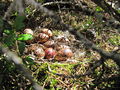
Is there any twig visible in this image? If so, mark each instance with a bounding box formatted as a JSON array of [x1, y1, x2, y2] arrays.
[[90, 75, 120, 89], [43, 1, 120, 31], [42, 1, 72, 7], [3, 0, 25, 20], [74, 2, 120, 31], [0, 42, 43, 90], [3, 0, 16, 20], [84, 57, 105, 75], [90, 58, 106, 89], [91, 0, 120, 22], [47, 57, 106, 78]]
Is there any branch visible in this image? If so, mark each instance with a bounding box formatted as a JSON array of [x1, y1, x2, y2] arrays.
[[3, 0, 16, 20], [42, 1, 120, 31], [43, 1, 120, 32], [42, 1, 72, 7], [3, 0, 25, 20], [0, 43, 43, 90], [91, 0, 120, 22], [90, 75, 120, 89], [74, 2, 120, 31]]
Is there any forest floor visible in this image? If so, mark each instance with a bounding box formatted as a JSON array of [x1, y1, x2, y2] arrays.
[[0, 0, 120, 90]]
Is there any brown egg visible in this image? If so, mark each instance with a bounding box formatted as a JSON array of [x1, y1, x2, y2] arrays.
[[23, 28, 34, 35], [25, 44, 46, 59], [41, 28, 53, 37], [43, 40, 55, 48], [55, 44, 70, 51], [56, 35, 70, 43], [36, 33, 49, 43], [34, 47, 45, 59], [45, 48, 56, 60], [55, 48, 73, 61]]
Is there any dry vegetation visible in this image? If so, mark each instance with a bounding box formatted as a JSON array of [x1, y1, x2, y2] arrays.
[[0, 0, 120, 90]]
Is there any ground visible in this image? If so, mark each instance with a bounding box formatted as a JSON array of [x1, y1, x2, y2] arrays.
[[0, 0, 120, 89]]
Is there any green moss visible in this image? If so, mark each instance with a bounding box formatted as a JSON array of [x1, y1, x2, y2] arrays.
[[52, 30, 63, 36], [108, 35, 120, 46]]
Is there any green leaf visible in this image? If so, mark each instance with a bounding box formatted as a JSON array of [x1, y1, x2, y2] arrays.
[[108, 36, 120, 45], [23, 56, 35, 65], [12, 12, 18, 16], [56, 88, 62, 90], [0, 17, 3, 28], [17, 34, 33, 41], [3, 33, 16, 47], [25, 6, 32, 14], [95, 6, 103, 12], [37, 0, 44, 3], [18, 42, 26, 54], [13, 16, 25, 30], [3, 29, 14, 35], [117, 9, 120, 14], [51, 78, 58, 86]]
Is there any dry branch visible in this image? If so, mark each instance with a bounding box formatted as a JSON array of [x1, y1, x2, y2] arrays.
[[0, 43, 43, 90], [42, 1, 72, 7], [91, 0, 120, 22], [3, 0, 24, 19], [2, 0, 120, 79]]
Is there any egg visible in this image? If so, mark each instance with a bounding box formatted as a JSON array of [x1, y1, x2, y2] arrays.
[[55, 44, 70, 51], [23, 28, 34, 35], [40, 28, 53, 37], [45, 48, 56, 60], [43, 40, 55, 48], [55, 48, 73, 61], [36, 33, 49, 43], [34, 47, 45, 59]]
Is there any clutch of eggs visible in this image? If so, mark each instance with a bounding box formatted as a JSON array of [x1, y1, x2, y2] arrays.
[[23, 28, 74, 61]]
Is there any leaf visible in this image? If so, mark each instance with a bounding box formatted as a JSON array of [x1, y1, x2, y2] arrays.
[[0, 17, 3, 36], [25, 6, 32, 14], [13, 16, 25, 30], [3, 29, 14, 35], [3, 33, 16, 47], [50, 78, 58, 86], [17, 34, 33, 41], [108, 36, 120, 45], [18, 42, 26, 54], [0, 17, 3, 28], [56, 88, 62, 90], [95, 6, 103, 12], [24, 56, 35, 65], [117, 9, 120, 14], [37, 0, 44, 3]]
